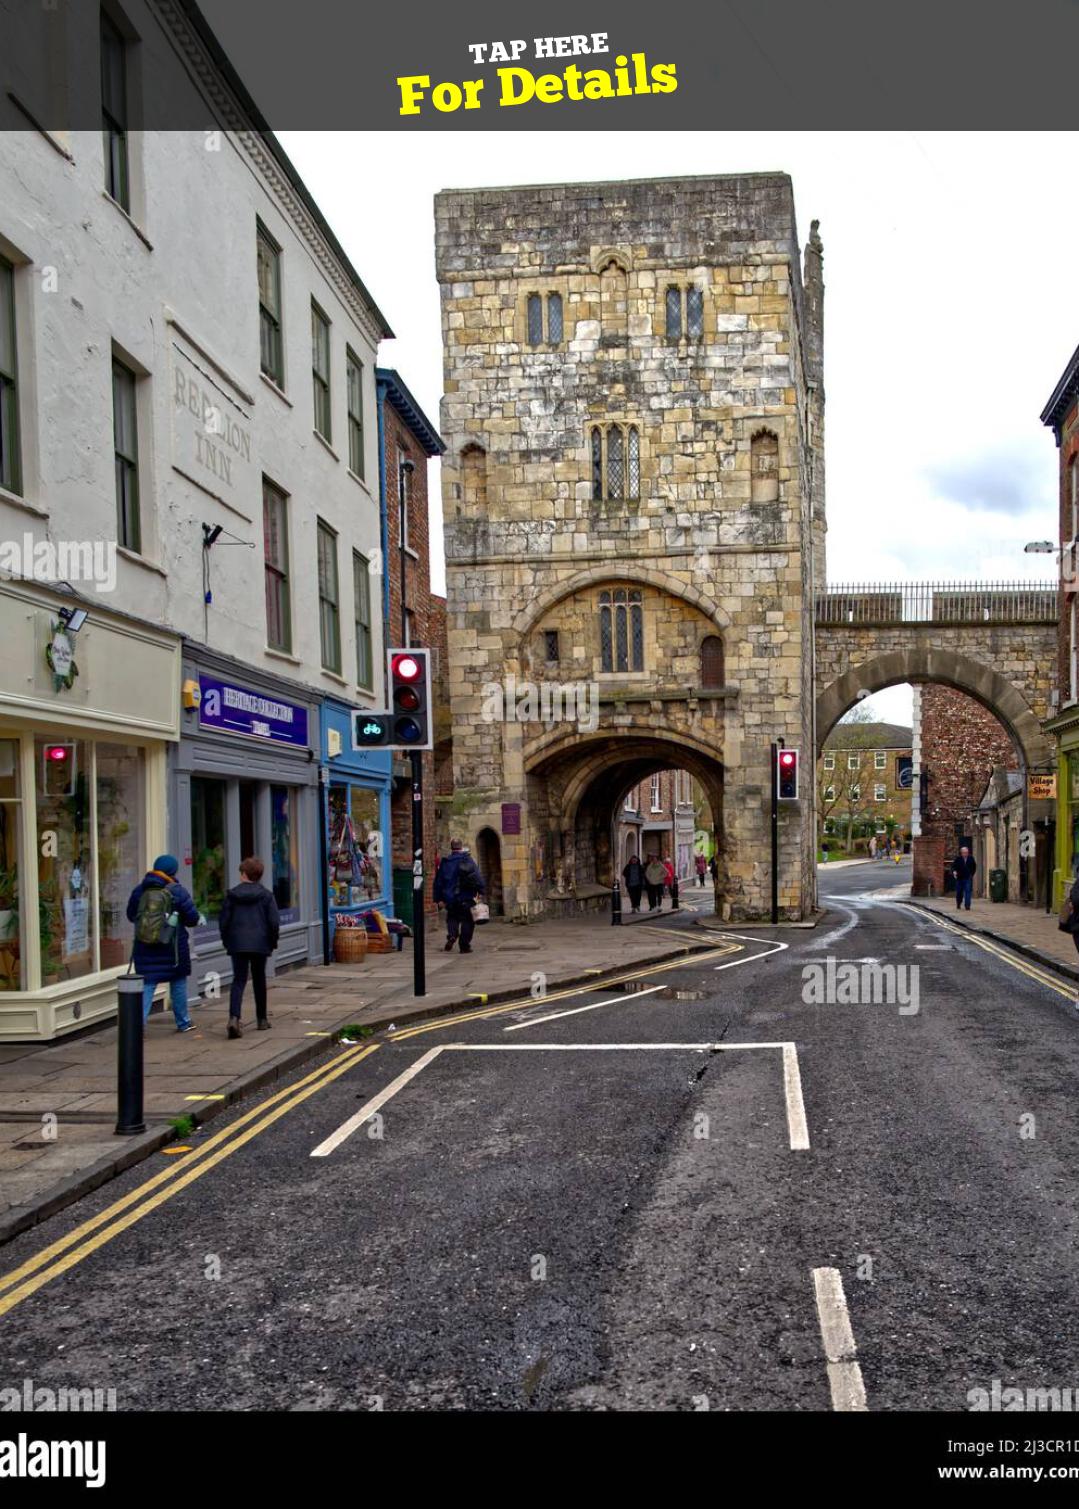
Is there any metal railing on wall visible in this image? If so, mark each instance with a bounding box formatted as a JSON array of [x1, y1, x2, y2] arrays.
[[815, 581, 1058, 626]]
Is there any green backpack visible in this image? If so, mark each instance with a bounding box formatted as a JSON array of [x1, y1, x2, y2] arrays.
[[135, 885, 177, 948]]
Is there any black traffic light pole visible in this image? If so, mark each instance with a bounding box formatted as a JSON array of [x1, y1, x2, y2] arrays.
[[770, 739, 782, 926], [411, 748, 425, 997]]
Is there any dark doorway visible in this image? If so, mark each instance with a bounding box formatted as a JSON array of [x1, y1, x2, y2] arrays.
[[239, 780, 257, 861], [475, 827, 504, 916]]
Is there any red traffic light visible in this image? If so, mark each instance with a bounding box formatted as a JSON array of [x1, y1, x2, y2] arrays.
[[46, 745, 69, 762], [392, 654, 422, 682], [394, 686, 421, 712], [780, 752, 795, 767]]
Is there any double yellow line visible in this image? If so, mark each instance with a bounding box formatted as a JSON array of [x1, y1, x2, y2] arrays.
[[389, 943, 741, 1041], [916, 909, 1077, 1001], [0, 1041, 381, 1320]]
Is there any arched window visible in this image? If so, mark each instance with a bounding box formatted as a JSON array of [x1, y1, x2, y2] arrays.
[[750, 430, 779, 503], [547, 292, 563, 345], [526, 293, 543, 347], [701, 635, 725, 689], [600, 259, 627, 337], [665, 286, 682, 340], [599, 587, 644, 673], [627, 426, 640, 501], [460, 443, 487, 510]]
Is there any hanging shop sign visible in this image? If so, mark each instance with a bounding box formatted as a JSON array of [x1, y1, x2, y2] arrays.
[[198, 675, 308, 747], [1027, 772, 1057, 802], [45, 620, 79, 693]]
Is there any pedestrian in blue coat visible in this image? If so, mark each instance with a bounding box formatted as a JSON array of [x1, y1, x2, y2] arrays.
[[126, 855, 202, 1031]]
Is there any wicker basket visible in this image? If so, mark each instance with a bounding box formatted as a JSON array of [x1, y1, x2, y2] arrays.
[[333, 926, 368, 963], [364, 933, 393, 955]]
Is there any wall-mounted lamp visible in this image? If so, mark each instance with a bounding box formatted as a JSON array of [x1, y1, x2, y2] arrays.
[[57, 606, 88, 634], [203, 523, 223, 548]]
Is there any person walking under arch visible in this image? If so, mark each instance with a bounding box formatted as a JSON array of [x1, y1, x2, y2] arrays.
[[622, 852, 645, 913]]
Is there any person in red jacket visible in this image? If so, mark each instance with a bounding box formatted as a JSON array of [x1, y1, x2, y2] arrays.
[[662, 855, 675, 905]]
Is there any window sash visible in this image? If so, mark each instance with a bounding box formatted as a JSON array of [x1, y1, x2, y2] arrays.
[[527, 293, 543, 347], [346, 351, 364, 476], [687, 286, 704, 338], [263, 484, 290, 652], [607, 426, 624, 501], [257, 229, 283, 384], [0, 258, 19, 494], [547, 293, 563, 344], [353, 552, 372, 687], [112, 360, 139, 551], [665, 286, 682, 340], [630, 602, 643, 671], [591, 427, 603, 500], [311, 305, 331, 440], [627, 425, 640, 501], [317, 523, 340, 671], [101, 15, 129, 209]]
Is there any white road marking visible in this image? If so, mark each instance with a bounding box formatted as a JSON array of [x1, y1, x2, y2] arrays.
[[915, 944, 951, 950], [782, 1043, 810, 1151], [811, 1266, 868, 1411], [808, 901, 861, 950], [310, 1046, 444, 1157], [502, 984, 665, 1032], [712, 934, 789, 970]]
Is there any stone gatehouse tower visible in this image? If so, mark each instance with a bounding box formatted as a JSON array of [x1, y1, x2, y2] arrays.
[[434, 174, 825, 920]]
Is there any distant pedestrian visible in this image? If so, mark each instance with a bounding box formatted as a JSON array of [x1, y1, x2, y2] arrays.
[[708, 854, 718, 885], [126, 855, 202, 1032], [433, 838, 485, 954], [644, 858, 666, 912], [622, 853, 645, 913], [869, 835, 877, 860], [219, 857, 280, 1039], [952, 845, 977, 910], [695, 853, 708, 887], [662, 855, 675, 906]]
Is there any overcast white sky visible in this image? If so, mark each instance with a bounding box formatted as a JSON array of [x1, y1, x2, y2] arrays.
[[278, 130, 1077, 725]]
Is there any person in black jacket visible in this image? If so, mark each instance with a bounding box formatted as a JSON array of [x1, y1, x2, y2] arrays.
[[219, 856, 280, 1038], [622, 853, 645, 912], [951, 846, 977, 911]]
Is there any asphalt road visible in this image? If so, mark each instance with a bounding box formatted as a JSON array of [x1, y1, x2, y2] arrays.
[[2, 857, 1079, 1413]]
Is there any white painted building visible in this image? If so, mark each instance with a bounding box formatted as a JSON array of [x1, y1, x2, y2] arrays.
[[0, 0, 392, 1037]]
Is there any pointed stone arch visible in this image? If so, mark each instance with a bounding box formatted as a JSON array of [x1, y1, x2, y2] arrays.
[[513, 563, 731, 639]]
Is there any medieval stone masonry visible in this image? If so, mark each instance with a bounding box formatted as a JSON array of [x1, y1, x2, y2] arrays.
[[435, 174, 825, 920]]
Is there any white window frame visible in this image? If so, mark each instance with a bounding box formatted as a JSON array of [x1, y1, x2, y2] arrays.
[[874, 751, 887, 770], [848, 754, 860, 771], [650, 773, 662, 812], [874, 783, 887, 802], [823, 753, 835, 770]]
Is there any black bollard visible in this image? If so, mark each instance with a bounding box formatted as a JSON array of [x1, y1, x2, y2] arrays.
[[611, 879, 622, 925], [115, 973, 146, 1136], [671, 876, 680, 911]]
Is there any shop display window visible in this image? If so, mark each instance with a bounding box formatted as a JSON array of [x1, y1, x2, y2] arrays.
[[36, 736, 93, 985], [328, 783, 382, 909], [96, 744, 145, 971], [0, 739, 23, 991], [191, 776, 226, 921]]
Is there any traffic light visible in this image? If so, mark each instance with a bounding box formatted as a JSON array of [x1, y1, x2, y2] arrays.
[[777, 747, 799, 800], [388, 649, 432, 750], [351, 649, 433, 752]]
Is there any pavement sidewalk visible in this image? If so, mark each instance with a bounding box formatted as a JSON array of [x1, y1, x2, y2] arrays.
[[0, 913, 715, 1244], [906, 893, 1079, 986]]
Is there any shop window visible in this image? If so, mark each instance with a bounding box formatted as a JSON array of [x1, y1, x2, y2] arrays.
[[328, 783, 382, 909], [36, 737, 93, 986], [257, 222, 284, 388], [100, 9, 130, 211], [271, 785, 299, 915], [311, 301, 331, 443], [96, 743, 145, 970], [0, 740, 23, 992], [191, 775, 226, 922], [0, 256, 20, 496]]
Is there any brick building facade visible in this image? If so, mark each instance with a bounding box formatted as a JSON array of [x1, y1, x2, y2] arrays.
[[616, 769, 697, 879], [915, 685, 1017, 844], [1042, 342, 1079, 906], [377, 369, 445, 920]]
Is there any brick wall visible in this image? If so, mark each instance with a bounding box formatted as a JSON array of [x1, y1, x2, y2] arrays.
[[918, 684, 1017, 841]]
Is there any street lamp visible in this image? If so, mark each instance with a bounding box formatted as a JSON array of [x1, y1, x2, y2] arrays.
[[1024, 541, 1055, 553]]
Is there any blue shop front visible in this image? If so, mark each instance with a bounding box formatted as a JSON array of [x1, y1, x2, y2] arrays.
[[320, 698, 393, 942]]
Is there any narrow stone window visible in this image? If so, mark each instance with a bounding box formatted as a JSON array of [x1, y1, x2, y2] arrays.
[[544, 629, 560, 663], [607, 426, 624, 501], [527, 293, 543, 347], [750, 430, 780, 503], [599, 590, 613, 672], [461, 443, 487, 510], [627, 426, 640, 501], [687, 286, 704, 338], [614, 587, 628, 671], [547, 293, 563, 345], [701, 635, 724, 689], [629, 591, 643, 670], [600, 260, 628, 337], [599, 587, 644, 673], [665, 286, 682, 340], [591, 426, 603, 501]]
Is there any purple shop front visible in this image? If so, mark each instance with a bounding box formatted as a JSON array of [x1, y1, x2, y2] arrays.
[[198, 675, 309, 747]]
